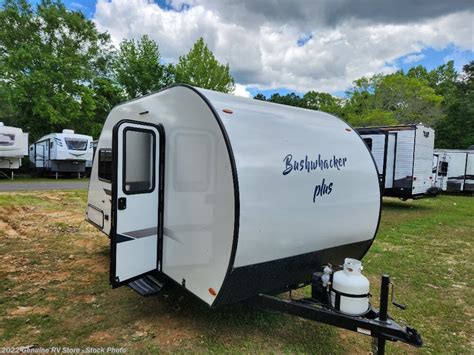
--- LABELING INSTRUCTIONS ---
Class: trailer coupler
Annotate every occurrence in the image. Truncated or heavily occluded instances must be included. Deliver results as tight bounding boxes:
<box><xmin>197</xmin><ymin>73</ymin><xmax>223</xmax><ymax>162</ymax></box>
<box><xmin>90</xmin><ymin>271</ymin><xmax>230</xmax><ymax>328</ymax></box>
<box><xmin>253</xmin><ymin>275</ymin><xmax>422</xmax><ymax>354</ymax></box>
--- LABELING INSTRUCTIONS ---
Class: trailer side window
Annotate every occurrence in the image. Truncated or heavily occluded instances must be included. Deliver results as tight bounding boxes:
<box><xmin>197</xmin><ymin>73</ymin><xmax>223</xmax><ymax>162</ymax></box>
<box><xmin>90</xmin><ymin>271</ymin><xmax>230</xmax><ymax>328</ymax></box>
<box><xmin>363</xmin><ymin>138</ymin><xmax>373</xmax><ymax>151</ymax></box>
<box><xmin>98</xmin><ymin>149</ymin><xmax>113</xmax><ymax>182</ymax></box>
<box><xmin>123</xmin><ymin>129</ymin><xmax>155</xmax><ymax>194</ymax></box>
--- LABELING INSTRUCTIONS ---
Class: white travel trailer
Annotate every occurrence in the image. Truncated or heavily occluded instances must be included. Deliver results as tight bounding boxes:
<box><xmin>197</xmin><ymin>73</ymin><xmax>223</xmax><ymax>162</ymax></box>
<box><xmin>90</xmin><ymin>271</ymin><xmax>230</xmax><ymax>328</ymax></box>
<box><xmin>433</xmin><ymin>149</ymin><xmax>474</xmax><ymax>193</ymax></box>
<box><xmin>432</xmin><ymin>152</ymin><xmax>450</xmax><ymax>191</ymax></box>
<box><xmin>356</xmin><ymin>124</ymin><xmax>436</xmax><ymax>199</ymax></box>
<box><xmin>29</xmin><ymin>129</ymin><xmax>93</xmax><ymax>177</ymax></box>
<box><xmin>0</xmin><ymin>122</ymin><xmax>29</xmax><ymax>179</ymax></box>
<box><xmin>86</xmin><ymin>85</ymin><xmax>423</xmax><ymax>351</ymax></box>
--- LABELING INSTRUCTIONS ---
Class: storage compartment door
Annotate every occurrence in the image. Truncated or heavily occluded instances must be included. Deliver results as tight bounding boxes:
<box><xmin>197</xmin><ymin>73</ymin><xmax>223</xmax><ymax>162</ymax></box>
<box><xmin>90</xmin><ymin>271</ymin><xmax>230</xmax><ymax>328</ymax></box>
<box><xmin>111</xmin><ymin>121</ymin><xmax>164</xmax><ymax>286</ymax></box>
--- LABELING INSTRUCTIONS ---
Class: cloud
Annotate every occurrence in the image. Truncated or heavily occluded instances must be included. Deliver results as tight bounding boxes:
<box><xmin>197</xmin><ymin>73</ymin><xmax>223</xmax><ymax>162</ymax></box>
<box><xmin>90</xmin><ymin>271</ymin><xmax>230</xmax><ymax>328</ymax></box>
<box><xmin>70</xmin><ymin>2</ymin><xmax>86</xmax><ymax>10</ymax></box>
<box><xmin>94</xmin><ymin>0</ymin><xmax>474</xmax><ymax>93</ymax></box>
<box><xmin>233</xmin><ymin>84</ymin><xmax>251</xmax><ymax>98</ymax></box>
<box><xmin>402</xmin><ymin>53</ymin><xmax>426</xmax><ymax>64</ymax></box>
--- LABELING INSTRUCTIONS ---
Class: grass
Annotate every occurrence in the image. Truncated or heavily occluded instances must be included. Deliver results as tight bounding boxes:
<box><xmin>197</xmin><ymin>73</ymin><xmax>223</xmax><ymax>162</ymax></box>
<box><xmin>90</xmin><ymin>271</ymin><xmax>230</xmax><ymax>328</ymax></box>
<box><xmin>0</xmin><ymin>191</ymin><xmax>472</xmax><ymax>353</ymax></box>
<box><xmin>0</xmin><ymin>175</ymin><xmax>89</xmax><ymax>184</ymax></box>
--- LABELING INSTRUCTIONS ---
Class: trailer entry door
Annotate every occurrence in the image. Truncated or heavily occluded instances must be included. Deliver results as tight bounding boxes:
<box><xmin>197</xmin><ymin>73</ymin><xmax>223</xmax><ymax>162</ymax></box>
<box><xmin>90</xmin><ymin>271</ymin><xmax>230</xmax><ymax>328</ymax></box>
<box><xmin>111</xmin><ymin>121</ymin><xmax>164</xmax><ymax>286</ymax></box>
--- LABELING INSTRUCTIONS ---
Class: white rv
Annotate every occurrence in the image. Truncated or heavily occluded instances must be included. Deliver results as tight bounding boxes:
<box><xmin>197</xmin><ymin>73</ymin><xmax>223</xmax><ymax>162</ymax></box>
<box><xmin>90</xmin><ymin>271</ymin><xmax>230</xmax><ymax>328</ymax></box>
<box><xmin>86</xmin><ymin>85</ymin><xmax>381</xmax><ymax>306</ymax></box>
<box><xmin>0</xmin><ymin>122</ymin><xmax>29</xmax><ymax>179</ymax></box>
<box><xmin>432</xmin><ymin>152</ymin><xmax>450</xmax><ymax>192</ymax></box>
<box><xmin>433</xmin><ymin>149</ymin><xmax>474</xmax><ymax>193</ymax></box>
<box><xmin>356</xmin><ymin>124</ymin><xmax>436</xmax><ymax>199</ymax></box>
<box><xmin>84</xmin><ymin>86</ymin><xmax>426</xmax><ymax>351</ymax></box>
<box><xmin>29</xmin><ymin>129</ymin><xmax>93</xmax><ymax>177</ymax></box>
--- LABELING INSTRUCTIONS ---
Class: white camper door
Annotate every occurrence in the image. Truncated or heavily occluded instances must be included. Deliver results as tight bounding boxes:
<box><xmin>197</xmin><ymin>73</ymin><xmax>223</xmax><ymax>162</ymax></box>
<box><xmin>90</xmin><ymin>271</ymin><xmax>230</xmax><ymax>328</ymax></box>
<box><xmin>385</xmin><ymin>134</ymin><xmax>396</xmax><ymax>188</ymax></box>
<box><xmin>111</xmin><ymin>121</ymin><xmax>164</xmax><ymax>286</ymax></box>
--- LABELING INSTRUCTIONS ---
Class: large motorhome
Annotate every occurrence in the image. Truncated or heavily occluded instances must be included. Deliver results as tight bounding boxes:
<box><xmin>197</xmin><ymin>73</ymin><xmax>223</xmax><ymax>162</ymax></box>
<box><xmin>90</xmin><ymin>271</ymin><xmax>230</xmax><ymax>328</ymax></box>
<box><xmin>357</xmin><ymin>124</ymin><xmax>435</xmax><ymax>199</ymax></box>
<box><xmin>0</xmin><ymin>122</ymin><xmax>29</xmax><ymax>179</ymax></box>
<box><xmin>29</xmin><ymin>129</ymin><xmax>93</xmax><ymax>177</ymax></box>
<box><xmin>433</xmin><ymin>149</ymin><xmax>474</xmax><ymax>193</ymax></box>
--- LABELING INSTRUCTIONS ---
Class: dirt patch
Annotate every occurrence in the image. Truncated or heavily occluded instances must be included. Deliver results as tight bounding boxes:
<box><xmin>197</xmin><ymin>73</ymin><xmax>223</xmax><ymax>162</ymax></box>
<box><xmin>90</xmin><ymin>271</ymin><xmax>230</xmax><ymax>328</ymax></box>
<box><xmin>7</xmin><ymin>306</ymin><xmax>50</xmax><ymax>316</ymax></box>
<box><xmin>88</xmin><ymin>330</ymin><xmax>115</xmax><ymax>344</ymax></box>
<box><xmin>75</xmin><ymin>295</ymin><xmax>97</xmax><ymax>304</ymax></box>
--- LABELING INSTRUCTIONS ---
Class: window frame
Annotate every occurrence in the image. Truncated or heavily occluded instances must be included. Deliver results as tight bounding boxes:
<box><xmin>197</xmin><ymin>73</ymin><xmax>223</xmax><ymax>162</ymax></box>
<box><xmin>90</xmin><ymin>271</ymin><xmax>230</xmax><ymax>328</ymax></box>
<box><xmin>363</xmin><ymin>138</ymin><xmax>373</xmax><ymax>151</ymax></box>
<box><xmin>64</xmin><ymin>137</ymin><xmax>88</xmax><ymax>151</ymax></box>
<box><xmin>122</xmin><ymin>127</ymin><xmax>156</xmax><ymax>195</ymax></box>
<box><xmin>98</xmin><ymin>148</ymin><xmax>113</xmax><ymax>183</ymax></box>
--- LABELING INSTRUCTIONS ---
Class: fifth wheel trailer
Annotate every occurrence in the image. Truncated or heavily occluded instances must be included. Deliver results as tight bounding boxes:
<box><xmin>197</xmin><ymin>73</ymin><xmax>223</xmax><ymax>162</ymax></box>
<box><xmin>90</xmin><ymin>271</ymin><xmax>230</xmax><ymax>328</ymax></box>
<box><xmin>433</xmin><ymin>149</ymin><xmax>474</xmax><ymax>193</ymax></box>
<box><xmin>0</xmin><ymin>122</ymin><xmax>28</xmax><ymax>179</ymax></box>
<box><xmin>86</xmin><ymin>85</ymin><xmax>422</xmax><ymax>352</ymax></box>
<box><xmin>356</xmin><ymin>124</ymin><xmax>435</xmax><ymax>199</ymax></box>
<box><xmin>29</xmin><ymin>129</ymin><xmax>93</xmax><ymax>177</ymax></box>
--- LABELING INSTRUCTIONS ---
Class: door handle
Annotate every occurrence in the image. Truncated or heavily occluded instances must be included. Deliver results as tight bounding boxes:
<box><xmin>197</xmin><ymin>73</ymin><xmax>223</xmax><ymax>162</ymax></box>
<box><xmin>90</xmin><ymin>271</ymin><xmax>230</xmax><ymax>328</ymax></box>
<box><xmin>118</xmin><ymin>197</ymin><xmax>127</xmax><ymax>210</ymax></box>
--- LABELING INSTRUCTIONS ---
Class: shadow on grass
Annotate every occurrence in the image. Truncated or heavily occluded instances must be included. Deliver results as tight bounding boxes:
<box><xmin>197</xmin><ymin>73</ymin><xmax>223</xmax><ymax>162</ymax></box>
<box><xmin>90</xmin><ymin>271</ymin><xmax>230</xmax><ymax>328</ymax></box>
<box><xmin>382</xmin><ymin>199</ymin><xmax>432</xmax><ymax>211</ymax></box>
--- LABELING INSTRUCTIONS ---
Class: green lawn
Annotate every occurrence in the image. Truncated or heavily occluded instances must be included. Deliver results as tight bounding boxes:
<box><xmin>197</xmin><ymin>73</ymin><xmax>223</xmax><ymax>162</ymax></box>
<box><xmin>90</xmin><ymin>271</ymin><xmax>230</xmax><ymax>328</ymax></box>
<box><xmin>0</xmin><ymin>175</ymin><xmax>89</xmax><ymax>184</ymax></box>
<box><xmin>0</xmin><ymin>192</ymin><xmax>472</xmax><ymax>354</ymax></box>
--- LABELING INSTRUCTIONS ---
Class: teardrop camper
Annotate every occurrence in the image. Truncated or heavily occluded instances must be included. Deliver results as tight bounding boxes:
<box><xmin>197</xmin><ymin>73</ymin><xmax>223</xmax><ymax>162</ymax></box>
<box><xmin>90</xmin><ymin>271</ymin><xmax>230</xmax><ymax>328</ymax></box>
<box><xmin>86</xmin><ymin>84</ymin><xmax>381</xmax><ymax>306</ymax></box>
<box><xmin>86</xmin><ymin>85</ymin><xmax>424</xmax><ymax>351</ymax></box>
<box><xmin>0</xmin><ymin>122</ymin><xmax>29</xmax><ymax>179</ymax></box>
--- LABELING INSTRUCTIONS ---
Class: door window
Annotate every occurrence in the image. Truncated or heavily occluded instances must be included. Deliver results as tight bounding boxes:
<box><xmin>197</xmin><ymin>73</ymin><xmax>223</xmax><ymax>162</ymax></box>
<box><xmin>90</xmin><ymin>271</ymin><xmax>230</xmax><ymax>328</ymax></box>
<box><xmin>123</xmin><ymin>128</ymin><xmax>155</xmax><ymax>194</ymax></box>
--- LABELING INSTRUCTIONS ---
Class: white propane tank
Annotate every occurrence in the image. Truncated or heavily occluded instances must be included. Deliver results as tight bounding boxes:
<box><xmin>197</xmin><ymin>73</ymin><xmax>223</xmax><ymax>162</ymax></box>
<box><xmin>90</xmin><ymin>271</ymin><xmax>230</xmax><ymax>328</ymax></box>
<box><xmin>331</xmin><ymin>258</ymin><xmax>370</xmax><ymax>315</ymax></box>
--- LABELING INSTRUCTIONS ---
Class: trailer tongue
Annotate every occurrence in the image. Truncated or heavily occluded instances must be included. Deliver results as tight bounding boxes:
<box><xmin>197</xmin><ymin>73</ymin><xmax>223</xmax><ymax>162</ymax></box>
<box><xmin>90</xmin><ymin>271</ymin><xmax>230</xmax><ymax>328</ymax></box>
<box><xmin>254</xmin><ymin>270</ymin><xmax>422</xmax><ymax>354</ymax></box>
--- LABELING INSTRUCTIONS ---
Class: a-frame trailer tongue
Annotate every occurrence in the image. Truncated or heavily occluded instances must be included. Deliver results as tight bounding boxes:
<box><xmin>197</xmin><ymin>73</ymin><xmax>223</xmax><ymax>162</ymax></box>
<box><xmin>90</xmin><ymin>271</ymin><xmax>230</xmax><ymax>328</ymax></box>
<box><xmin>110</xmin><ymin>120</ymin><xmax>165</xmax><ymax>292</ymax></box>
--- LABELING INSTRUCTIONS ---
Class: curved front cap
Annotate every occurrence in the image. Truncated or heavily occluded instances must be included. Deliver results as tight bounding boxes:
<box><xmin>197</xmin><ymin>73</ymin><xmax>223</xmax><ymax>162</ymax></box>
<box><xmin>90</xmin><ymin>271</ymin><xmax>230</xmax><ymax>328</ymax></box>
<box><xmin>197</xmin><ymin>88</ymin><xmax>381</xmax><ymax>306</ymax></box>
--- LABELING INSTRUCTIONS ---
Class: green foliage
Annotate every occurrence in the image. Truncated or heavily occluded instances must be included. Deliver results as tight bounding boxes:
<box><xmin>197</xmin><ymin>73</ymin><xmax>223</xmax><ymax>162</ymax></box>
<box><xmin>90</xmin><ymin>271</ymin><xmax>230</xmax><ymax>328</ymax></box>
<box><xmin>303</xmin><ymin>91</ymin><xmax>342</xmax><ymax>116</ymax></box>
<box><xmin>113</xmin><ymin>35</ymin><xmax>172</xmax><ymax>99</ymax></box>
<box><xmin>0</xmin><ymin>0</ymin><xmax>114</xmax><ymax>140</ymax></box>
<box><xmin>267</xmin><ymin>92</ymin><xmax>306</xmax><ymax>108</ymax></box>
<box><xmin>344</xmin><ymin>72</ymin><xmax>444</xmax><ymax>126</ymax></box>
<box><xmin>345</xmin><ymin>109</ymin><xmax>397</xmax><ymax>127</ymax></box>
<box><xmin>435</xmin><ymin>61</ymin><xmax>474</xmax><ymax>149</ymax></box>
<box><xmin>174</xmin><ymin>38</ymin><xmax>234</xmax><ymax>93</ymax></box>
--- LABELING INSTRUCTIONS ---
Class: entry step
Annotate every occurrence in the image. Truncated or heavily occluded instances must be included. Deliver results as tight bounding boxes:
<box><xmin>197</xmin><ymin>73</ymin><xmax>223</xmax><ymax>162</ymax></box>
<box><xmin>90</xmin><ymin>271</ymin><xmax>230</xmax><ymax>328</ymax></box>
<box><xmin>128</xmin><ymin>274</ymin><xmax>163</xmax><ymax>296</ymax></box>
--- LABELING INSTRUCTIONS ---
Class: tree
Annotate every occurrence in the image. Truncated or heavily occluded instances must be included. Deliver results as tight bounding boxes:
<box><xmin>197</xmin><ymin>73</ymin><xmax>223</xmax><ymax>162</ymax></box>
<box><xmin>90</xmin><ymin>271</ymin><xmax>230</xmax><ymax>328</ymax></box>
<box><xmin>435</xmin><ymin>61</ymin><xmax>474</xmax><ymax>148</ymax></box>
<box><xmin>113</xmin><ymin>35</ymin><xmax>172</xmax><ymax>99</ymax></box>
<box><xmin>343</xmin><ymin>73</ymin><xmax>443</xmax><ymax>127</ymax></box>
<box><xmin>253</xmin><ymin>93</ymin><xmax>267</xmax><ymax>101</ymax></box>
<box><xmin>267</xmin><ymin>92</ymin><xmax>306</xmax><ymax>108</ymax></box>
<box><xmin>0</xmin><ymin>0</ymin><xmax>113</xmax><ymax>140</ymax></box>
<box><xmin>303</xmin><ymin>91</ymin><xmax>342</xmax><ymax>115</ymax></box>
<box><xmin>373</xmin><ymin>73</ymin><xmax>443</xmax><ymax>125</ymax></box>
<box><xmin>174</xmin><ymin>38</ymin><xmax>234</xmax><ymax>93</ymax></box>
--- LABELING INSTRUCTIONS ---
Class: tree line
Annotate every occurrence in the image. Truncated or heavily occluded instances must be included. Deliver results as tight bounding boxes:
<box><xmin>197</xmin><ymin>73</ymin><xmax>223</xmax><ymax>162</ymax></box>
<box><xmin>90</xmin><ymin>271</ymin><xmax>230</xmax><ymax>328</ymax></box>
<box><xmin>1</xmin><ymin>0</ymin><xmax>472</xmax><ymax>149</ymax></box>
<box><xmin>0</xmin><ymin>0</ymin><xmax>234</xmax><ymax>140</ymax></box>
<box><xmin>256</xmin><ymin>62</ymin><xmax>473</xmax><ymax>149</ymax></box>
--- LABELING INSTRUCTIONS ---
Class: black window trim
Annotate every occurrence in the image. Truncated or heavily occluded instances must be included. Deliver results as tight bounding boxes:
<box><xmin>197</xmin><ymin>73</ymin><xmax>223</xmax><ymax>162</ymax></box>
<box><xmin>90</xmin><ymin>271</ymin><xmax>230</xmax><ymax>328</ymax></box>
<box><xmin>363</xmin><ymin>137</ymin><xmax>373</xmax><ymax>151</ymax></box>
<box><xmin>98</xmin><ymin>148</ymin><xmax>113</xmax><ymax>183</ymax></box>
<box><xmin>122</xmin><ymin>126</ymin><xmax>157</xmax><ymax>195</ymax></box>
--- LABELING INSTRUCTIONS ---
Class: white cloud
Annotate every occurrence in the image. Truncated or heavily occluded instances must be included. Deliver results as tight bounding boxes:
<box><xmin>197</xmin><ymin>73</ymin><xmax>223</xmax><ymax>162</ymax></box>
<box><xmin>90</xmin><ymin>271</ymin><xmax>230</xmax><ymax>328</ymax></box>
<box><xmin>233</xmin><ymin>84</ymin><xmax>251</xmax><ymax>98</ymax></box>
<box><xmin>403</xmin><ymin>53</ymin><xmax>425</xmax><ymax>64</ymax></box>
<box><xmin>93</xmin><ymin>0</ymin><xmax>474</xmax><ymax>93</ymax></box>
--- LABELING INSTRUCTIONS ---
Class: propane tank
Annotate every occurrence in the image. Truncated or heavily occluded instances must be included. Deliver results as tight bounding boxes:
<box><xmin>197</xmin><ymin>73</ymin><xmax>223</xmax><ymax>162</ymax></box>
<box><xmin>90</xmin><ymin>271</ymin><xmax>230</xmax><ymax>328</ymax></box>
<box><xmin>331</xmin><ymin>258</ymin><xmax>370</xmax><ymax>315</ymax></box>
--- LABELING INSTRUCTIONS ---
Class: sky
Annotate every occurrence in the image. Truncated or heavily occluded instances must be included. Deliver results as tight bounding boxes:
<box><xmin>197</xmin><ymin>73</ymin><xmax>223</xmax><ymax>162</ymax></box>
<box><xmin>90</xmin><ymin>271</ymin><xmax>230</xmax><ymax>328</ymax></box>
<box><xmin>30</xmin><ymin>0</ymin><xmax>474</xmax><ymax>98</ymax></box>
